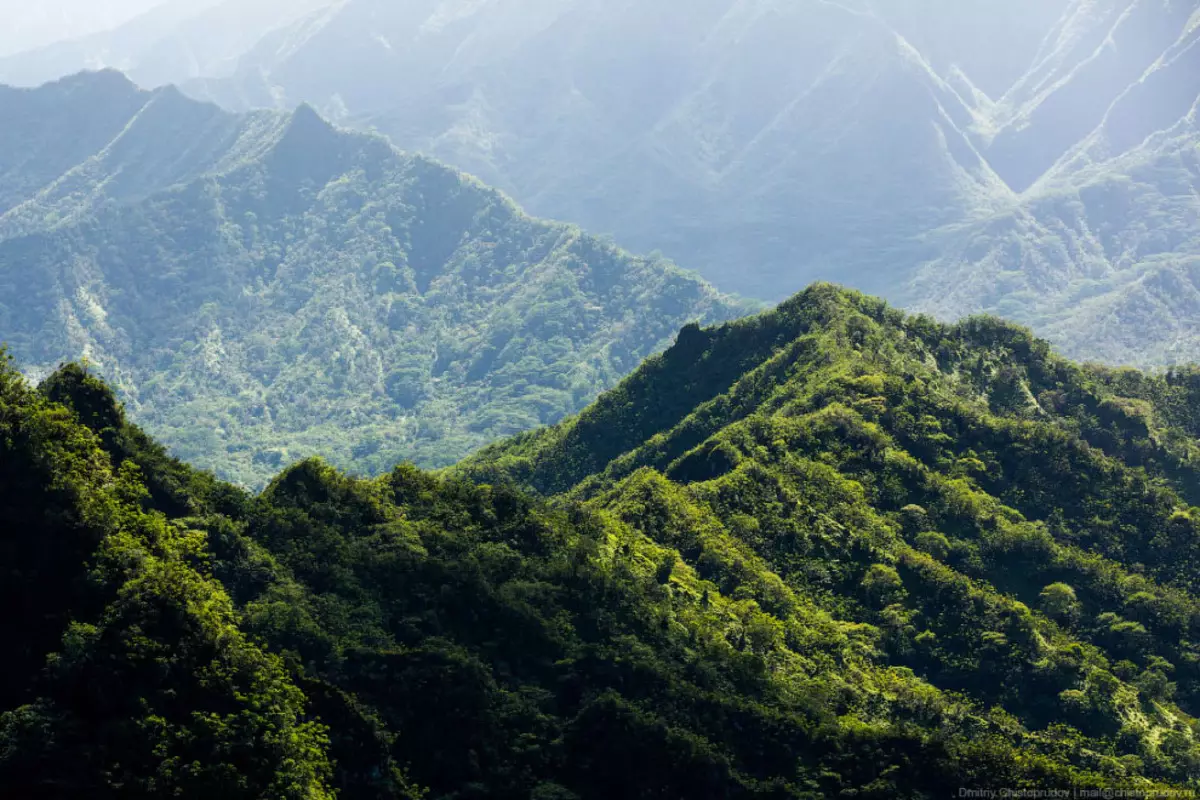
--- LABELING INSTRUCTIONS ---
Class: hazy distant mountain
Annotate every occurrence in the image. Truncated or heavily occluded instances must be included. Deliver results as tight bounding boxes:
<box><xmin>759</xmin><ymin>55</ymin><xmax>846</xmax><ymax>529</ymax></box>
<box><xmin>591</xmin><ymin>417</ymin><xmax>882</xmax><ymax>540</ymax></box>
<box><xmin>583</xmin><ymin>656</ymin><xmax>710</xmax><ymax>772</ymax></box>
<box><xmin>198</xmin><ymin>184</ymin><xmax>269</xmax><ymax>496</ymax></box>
<box><xmin>0</xmin><ymin>0</ymin><xmax>329</xmax><ymax>87</ymax></box>
<box><xmin>2</xmin><ymin>0</ymin><xmax>1198</xmax><ymax>364</ymax></box>
<box><xmin>0</xmin><ymin>0</ymin><xmax>170</xmax><ymax>57</ymax></box>
<box><xmin>911</xmin><ymin>0</ymin><xmax>1200</xmax><ymax>365</ymax></box>
<box><xmin>183</xmin><ymin>0</ymin><xmax>1055</xmax><ymax>303</ymax></box>
<box><xmin>0</xmin><ymin>71</ymin><xmax>752</xmax><ymax>486</ymax></box>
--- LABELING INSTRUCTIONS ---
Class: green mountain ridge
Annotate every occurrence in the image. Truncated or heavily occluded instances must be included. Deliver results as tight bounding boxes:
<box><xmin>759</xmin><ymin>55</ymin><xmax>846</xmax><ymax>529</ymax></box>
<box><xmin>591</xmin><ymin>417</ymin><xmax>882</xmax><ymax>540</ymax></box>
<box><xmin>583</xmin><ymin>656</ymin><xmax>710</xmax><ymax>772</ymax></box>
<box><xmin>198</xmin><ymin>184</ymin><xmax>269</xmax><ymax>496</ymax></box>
<box><xmin>5</xmin><ymin>283</ymin><xmax>1200</xmax><ymax>797</ymax></box>
<box><xmin>0</xmin><ymin>70</ymin><xmax>753</xmax><ymax>487</ymax></box>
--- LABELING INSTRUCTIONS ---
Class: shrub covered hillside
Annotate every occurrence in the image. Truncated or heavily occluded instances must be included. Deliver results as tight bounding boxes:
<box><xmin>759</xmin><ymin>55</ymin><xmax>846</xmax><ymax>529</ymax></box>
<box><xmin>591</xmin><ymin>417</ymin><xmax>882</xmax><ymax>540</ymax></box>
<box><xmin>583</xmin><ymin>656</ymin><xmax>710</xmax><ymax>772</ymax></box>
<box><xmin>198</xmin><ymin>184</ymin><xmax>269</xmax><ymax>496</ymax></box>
<box><xmin>0</xmin><ymin>71</ymin><xmax>753</xmax><ymax>488</ymax></box>
<box><xmin>0</xmin><ymin>356</ymin><xmax>338</xmax><ymax>798</ymax></box>
<box><xmin>465</xmin><ymin>283</ymin><xmax>1200</xmax><ymax>788</ymax></box>
<box><xmin>5</xmin><ymin>283</ymin><xmax>1200</xmax><ymax>797</ymax></box>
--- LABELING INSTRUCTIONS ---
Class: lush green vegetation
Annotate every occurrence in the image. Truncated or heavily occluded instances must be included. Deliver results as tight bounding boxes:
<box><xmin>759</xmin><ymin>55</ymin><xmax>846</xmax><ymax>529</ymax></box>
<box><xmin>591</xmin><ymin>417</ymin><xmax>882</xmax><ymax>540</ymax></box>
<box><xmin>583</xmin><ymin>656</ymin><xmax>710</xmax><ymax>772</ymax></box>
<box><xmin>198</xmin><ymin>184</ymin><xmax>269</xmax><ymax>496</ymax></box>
<box><xmin>0</xmin><ymin>71</ymin><xmax>752</xmax><ymax>488</ymax></box>
<box><xmin>465</xmin><ymin>283</ymin><xmax>1200</xmax><ymax>787</ymax></box>
<box><xmin>0</xmin><ymin>356</ymin><xmax>335</xmax><ymax>798</ymax></box>
<box><xmin>6</xmin><ymin>283</ymin><xmax>1200</xmax><ymax>796</ymax></box>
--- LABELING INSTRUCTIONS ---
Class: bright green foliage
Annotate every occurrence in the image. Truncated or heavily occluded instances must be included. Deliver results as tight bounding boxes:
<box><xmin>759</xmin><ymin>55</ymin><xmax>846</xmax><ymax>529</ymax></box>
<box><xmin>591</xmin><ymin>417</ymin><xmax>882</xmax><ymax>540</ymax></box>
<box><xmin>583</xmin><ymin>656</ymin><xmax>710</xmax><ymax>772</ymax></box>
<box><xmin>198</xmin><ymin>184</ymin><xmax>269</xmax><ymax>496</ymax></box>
<box><xmin>7</xmin><ymin>282</ymin><xmax>1200</xmax><ymax>795</ymax></box>
<box><xmin>0</xmin><ymin>72</ymin><xmax>753</xmax><ymax>488</ymax></box>
<box><xmin>0</xmin><ymin>350</ymin><xmax>335</xmax><ymax>797</ymax></box>
<box><xmin>1040</xmin><ymin>584</ymin><xmax>1081</xmax><ymax>624</ymax></box>
<box><xmin>465</xmin><ymin>283</ymin><xmax>1200</xmax><ymax>789</ymax></box>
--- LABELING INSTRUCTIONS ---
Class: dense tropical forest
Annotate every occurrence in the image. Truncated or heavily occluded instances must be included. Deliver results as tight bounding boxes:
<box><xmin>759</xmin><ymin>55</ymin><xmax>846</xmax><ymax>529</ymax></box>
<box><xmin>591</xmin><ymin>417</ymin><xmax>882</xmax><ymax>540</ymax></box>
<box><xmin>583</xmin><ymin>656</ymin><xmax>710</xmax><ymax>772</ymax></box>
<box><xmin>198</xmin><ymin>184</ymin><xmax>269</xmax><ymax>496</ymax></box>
<box><xmin>6</xmin><ymin>284</ymin><xmax>1200</xmax><ymax>797</ymax></box>
<box><xmin>0</xmin><ymin>71</ymin><xmax>751</xmax><ymax>487</ymax></box>
<box><xmin>2</xmin><ymin>2</ymin><xmax>1198</xmax><ymax>796</ymax></box>
<box><xmin>3</xmin><ymin>0</ymin><xmax>1195</xmax><ymax>366</ymax></box>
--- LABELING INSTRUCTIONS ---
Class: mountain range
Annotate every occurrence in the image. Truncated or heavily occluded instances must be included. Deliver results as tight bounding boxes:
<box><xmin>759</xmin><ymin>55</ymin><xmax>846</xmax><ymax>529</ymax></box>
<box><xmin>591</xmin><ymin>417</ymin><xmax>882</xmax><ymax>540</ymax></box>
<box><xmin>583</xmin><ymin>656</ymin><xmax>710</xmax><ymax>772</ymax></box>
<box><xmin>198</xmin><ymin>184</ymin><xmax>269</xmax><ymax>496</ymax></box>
<box><xmin>2</xmin><ymin>0</ymin><xmax>1196</xmax><ymax>364</ymax></box>
<box><xmin>8</xmin><ymin>4</ymin><xmax>1200</xmax><ymax>797</ymax></box>
<box><xmin>5</xmin><ymin>284</ymin><xmax>1200</xmax><ymax>797</ymax></box>
<box><xmin>0</xmin><ymin>71</ymin><xmax>752</xmax><ymax>487</ymax></box>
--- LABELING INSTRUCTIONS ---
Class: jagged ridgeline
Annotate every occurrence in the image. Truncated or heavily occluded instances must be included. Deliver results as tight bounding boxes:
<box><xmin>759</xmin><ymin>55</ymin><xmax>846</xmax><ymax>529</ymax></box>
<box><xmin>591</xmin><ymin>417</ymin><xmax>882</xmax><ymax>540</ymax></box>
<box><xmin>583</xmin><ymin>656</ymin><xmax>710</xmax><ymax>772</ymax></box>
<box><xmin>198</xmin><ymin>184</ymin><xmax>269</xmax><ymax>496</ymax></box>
<box><xmin>6</xmin><ymin>284</ymin><xmax>1200</xmax><ymax>797</ymax></box>
<box><xmin>0</xmin><ymin>70</ymin><xmax>754</xmax><ymax>488</ymax></box>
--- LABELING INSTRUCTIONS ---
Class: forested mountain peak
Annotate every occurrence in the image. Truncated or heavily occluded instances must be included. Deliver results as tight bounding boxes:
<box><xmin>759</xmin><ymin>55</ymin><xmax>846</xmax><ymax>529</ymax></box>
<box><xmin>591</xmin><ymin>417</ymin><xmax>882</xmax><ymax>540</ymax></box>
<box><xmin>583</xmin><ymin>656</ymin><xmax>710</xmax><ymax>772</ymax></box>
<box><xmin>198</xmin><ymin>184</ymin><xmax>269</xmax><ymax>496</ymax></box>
<box><xmin>0</xmin><ymin>74</ymin><xmax>755</xmax><ymax>486</ymax></box>
<box><xmin>458</xmin><ymin>282</ymin><xmax>1200</xmax><ymax>787</ymax></box>
<box><xmin>468</xmin><ymin>281</ymin><xmax>1200</xmax><ymax>498</ymax></box>
<box><xmin>6</xmin><ymin>280</ymin><xmax>1200</xmax><ymax>795</ymax></box>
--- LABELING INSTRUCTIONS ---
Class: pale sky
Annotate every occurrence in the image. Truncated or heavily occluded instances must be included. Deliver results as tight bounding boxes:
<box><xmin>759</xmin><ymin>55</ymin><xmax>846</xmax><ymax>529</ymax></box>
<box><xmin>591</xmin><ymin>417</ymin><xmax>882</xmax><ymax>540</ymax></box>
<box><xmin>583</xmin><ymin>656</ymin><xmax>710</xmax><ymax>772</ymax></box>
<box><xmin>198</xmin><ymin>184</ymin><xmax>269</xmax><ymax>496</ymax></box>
<box><xmin>0</xmin><ymin>0</ymin><xmax>171</xmax><ymax>56</ymax></box>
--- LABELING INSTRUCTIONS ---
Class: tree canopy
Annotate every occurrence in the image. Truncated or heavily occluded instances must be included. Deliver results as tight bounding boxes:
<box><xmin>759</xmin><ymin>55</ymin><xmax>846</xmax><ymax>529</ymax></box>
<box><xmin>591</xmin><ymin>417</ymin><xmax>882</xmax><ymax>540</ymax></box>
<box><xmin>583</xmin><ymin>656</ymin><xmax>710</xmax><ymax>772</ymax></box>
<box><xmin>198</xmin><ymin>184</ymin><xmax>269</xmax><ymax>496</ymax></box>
<box><xmin>5</xmin><ymin>283</ymin><xmax>1200</xmax><ymax>795</ymax></box>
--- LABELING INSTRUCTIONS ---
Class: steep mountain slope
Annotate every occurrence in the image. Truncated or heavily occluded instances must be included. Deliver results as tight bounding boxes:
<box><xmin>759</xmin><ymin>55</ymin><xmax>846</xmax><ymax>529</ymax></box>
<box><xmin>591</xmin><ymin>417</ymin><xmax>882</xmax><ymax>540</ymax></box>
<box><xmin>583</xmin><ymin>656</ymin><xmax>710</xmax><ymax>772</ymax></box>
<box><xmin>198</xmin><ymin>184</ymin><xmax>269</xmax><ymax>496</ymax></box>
<box><xmin>911</xmin><ymin>0</ymin><xmax>1200</xmax><ymax>365</ymax></box>
<box><xmin>8</xmin><ymin>0</ymin><xmax>1194</xmax><ymax>365</ymax></box>
<box><xmin>0</xmin><ymin>72</ymin><xmax>752</xmax><ymax>487</ymax></box>
<box><xmin>6</xmin><ymin>284</ymin><xmax>1200</xmax><ymax>796</ymax></box>
<box><xmin>0</xmin><ymin>356</ymin><xmax>339</xmax><ymax>798</ymax></box>
<box><xmin>465</xmin><ymin>284</ymin><xmax>1200</xmax><ymax>786</ymax></box>
<box><xmin>183</xmin><ymin>0</ymin><xmax>1036</xmax><ymax>303</ymax></box>
<box><xmin>194</xmin><ymin>0</ymin><xmax>1200</xmax><ymax>366</ymax></box>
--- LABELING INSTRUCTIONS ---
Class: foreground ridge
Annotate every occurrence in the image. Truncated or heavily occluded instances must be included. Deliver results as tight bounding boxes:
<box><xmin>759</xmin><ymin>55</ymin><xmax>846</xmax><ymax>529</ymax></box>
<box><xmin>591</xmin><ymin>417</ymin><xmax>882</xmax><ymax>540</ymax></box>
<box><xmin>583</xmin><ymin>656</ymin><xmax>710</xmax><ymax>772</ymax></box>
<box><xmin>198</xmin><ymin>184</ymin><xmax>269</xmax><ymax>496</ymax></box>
<box><xmin>3</xmin><ymin>284</ymin><xmax>1200</xmax><ymax>796</ymax></box>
